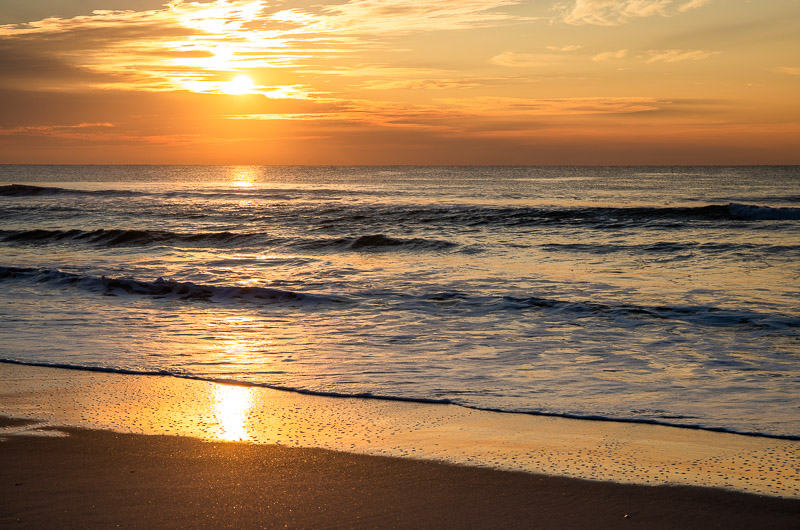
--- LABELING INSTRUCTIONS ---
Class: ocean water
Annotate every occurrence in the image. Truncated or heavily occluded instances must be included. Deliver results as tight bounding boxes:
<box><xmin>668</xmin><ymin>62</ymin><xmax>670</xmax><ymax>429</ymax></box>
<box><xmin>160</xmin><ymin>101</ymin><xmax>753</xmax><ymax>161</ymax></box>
<box><xmin>1</xmin><ymin>165</ymin><xmax>798</xmax><ymax>438</ymax></box>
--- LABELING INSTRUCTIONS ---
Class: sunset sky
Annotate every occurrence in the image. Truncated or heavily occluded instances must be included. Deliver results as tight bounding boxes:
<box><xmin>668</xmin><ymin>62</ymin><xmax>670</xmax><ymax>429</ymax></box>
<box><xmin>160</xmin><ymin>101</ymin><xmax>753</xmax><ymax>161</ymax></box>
<box><xmin>0</xmin><ymin>0</ymin><xmax>798</xmax><ymax>164</ymax></box>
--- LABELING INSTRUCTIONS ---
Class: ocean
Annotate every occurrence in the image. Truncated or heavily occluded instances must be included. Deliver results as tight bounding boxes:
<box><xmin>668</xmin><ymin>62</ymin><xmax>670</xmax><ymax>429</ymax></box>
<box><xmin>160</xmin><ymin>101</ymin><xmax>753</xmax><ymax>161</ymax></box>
<box><xmin>1</xmin><ymin>165</ymin><xmax>798</xmax><ymax>438</ymax></box>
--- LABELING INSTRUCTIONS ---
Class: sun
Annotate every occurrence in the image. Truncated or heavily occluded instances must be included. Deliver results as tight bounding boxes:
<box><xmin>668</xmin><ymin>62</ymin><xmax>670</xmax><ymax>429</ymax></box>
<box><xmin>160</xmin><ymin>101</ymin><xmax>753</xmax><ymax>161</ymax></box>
<box><xmin>223</xmin><ymin>75</ymin><xmax>256</xmax><ymax>95</ymax></box>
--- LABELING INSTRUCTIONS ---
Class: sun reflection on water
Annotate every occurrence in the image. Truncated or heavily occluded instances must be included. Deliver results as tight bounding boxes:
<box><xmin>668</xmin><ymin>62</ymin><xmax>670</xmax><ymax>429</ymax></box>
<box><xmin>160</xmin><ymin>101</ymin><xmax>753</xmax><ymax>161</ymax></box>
<box><xmin>229</xmin><ymin>166</ymin><xmax>258</xmax><ymax>188</ymax></box>
<box><xmin>213</xmin><ymin>385</ymin><xmax>255</xmax><ymax>441</ymax></box>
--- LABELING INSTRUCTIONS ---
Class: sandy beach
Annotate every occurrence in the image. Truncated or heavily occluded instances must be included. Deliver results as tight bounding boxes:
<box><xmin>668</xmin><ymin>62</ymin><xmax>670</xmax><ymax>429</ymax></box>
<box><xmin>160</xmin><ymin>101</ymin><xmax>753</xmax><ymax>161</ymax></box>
<box><xmin>2</xmin><ymin>363</ymin><xmax>799</xmax><ymax>528</ymax></box>
<box><xmin>1</xmin><ymin>419</ymin><xmax>798</xmax><ymax>529</ymax></box>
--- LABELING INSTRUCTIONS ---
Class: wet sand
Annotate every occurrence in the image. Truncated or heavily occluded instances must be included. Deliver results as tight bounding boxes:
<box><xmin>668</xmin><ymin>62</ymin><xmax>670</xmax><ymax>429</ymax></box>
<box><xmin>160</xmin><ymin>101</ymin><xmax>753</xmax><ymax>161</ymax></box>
<box><xmin>1</xmin><ymin>363</ymin><xmax>799</xmax><ymax>528</ymax></box>
<box><xmin>2</xmin><ymin>420</ymin><xmax>799</xmax><ymax>529</ymax></box>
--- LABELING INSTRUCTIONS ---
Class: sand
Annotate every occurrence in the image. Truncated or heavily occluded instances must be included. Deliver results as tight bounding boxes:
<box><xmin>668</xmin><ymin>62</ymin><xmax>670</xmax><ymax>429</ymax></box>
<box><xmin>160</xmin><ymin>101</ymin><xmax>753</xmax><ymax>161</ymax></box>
<box><xmin>2</xmin><ymin>420</ymin><xmax>799</xmax><ymax>529</ymax></box>
<box><xmin>1</xmin><ymin>363</ymin><xmax>799</xmax><ymax>528</ymax></box>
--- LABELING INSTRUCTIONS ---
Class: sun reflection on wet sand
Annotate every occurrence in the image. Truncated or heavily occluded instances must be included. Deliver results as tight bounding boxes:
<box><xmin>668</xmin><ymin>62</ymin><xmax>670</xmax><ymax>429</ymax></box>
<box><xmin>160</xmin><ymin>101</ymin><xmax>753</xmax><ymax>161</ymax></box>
<box><xmin>213</xmin><ymin>385</ymin><xmax>255</xmax><ymax>441</ymax></box>
<box><xmin>2</xmin><ymin>363</ymin><xmax>799</xmax><ymax>498</ymax></box>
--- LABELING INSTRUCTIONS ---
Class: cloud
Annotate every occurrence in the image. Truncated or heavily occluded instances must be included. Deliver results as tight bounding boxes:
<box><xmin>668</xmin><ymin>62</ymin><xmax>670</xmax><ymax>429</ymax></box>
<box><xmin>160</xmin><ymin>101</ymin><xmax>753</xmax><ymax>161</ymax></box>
<box><xmin>644</xmin><ymin>49</ymin><xmax>718</xmax><ymax>63</ymax></box>
<box><xmin>438</xmin><ymin>96</ymin><xmax>665</xmax><ymax>116</ymax></box>
<box><xmin>778</xmin><ymin>66</ymin><xmax>800</xmax><ymax>76</ymax></box>
<box><xmin>316</xmin><ymin>0</ymin><xmax>529</xmax><ymax>35</ymax></box>
<box><xmin>490</xmin><ymin>51</ymin><xmax>561</xmax><ymax>68</ymax></box>
<box><xmin>359</xmin><ymin>76</ymin><xmax>531</xmax><ymax>90</ymax></box>
<box><xmin>0</xmin><ymin>1</ymin><xmax>300</xmax><ymax>93</ymax></box>
<box><xmin>0</xmin><ymin>0</ymin><xmax>531</xmax><ymax>97</ymax></box>
<box><xmin>0</xmin><ymin>122</ymin><xmax>116</xmax><ymax>136</ymax></box>
<box><xmin>0</xmin><ymin>121</ymin><xmax>198</xmax><ymax>145</ymax></box>
<box><xmin>227</xmin><ymin>98</ymin><xmax>465</xmax><ymax>132</ymax></box>
<box><xmin>225</xmin><ymin>95</ymin><xmax>667</xmax><ymax>139</ymax></box>
<box><xmin>677</xmin><ymin>0</ymin><xmax>711</xmax><ymax>12</ymax></box>
<box><xmin>561</xmin><ymin>0</ymin><xmax>710</xmax><ymax>25</ymax></box>
<box><xmin>593</xmin><ymin>49</ymin><xmax>628</xmax><ymax>61</ymax></box>
<box><xmin>546</xmin><ymin>45</ymin><xmax>582</xmax><ymax>52</ymax></box>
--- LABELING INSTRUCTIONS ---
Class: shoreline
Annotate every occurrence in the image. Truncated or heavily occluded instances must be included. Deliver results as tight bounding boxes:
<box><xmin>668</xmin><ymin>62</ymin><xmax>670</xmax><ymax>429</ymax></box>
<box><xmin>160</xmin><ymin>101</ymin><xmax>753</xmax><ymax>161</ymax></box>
<box><xmin>2</xmin><ymin>420</ymin><xmax>799</xmax><ymax>529</ymax></box>
<box><xmin>3</xmin><ymin>358</ymin><xmax>797</xmax><ymax>441</ymax></box>
<box><xmin>2</xmin><ymin>362</ymin><xmax>799</xmax><ymax>500</ymax></box>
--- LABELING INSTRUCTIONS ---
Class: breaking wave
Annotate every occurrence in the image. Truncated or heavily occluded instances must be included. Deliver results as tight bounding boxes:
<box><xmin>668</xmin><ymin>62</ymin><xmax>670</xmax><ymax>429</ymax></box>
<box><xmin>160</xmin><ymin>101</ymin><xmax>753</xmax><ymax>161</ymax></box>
<box><xmin>2</xmin><ymin>266</ymin><xmax>795</xmax><ymax>332</ymax></box>
<box><xmin>0</xmin><ymin>184</ymin><xmax>143</xmax><ymax>197</ymax></box>
<box><xmin>0</xmin><ymin>228</ymin><xmax>457</xmax><ymax>252</ymax></box>
<box><xmin>0</xmin><ymin>266</ymin><xmax>346</xmax><ymax>306</ymax></box>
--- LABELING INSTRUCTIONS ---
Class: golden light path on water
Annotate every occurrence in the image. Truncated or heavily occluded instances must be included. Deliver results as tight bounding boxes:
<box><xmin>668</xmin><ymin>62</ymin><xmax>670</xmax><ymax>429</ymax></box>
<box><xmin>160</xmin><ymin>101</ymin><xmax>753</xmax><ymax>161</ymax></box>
<box><xmin>229</xmin><ymin>166</ymin><xmax>258</xmax><ymax>187</ymax></box>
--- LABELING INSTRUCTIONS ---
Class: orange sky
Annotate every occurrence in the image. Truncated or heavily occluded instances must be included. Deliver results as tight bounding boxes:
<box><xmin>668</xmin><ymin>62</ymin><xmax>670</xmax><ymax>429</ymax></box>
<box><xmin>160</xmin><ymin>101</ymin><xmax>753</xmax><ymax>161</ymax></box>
<box><xmin>0</xmin><ymin>0</ymin><xmax>798</xmax><ymax>164</ymax></box>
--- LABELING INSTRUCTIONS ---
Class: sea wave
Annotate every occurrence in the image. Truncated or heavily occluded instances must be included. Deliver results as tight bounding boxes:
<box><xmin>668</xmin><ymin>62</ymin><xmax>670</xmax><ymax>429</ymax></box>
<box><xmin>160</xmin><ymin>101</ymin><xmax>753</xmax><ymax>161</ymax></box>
<box><xmin>0</xmin><ymin>183</ymin><xmax>376</xmax><ymax>201</ymax></box>
<box><xmin>0</xmin><ymin>228</ymin><xmax>457</xmax><ymax>252</ymax></box>
<box><xmin>299</xmin><ymin>233</ymin><xmax>458</xmax><ymax>251</ymax></box>
<box><xmin>6</xmin><ymin>184</ymin><xmax>799</xmax><ymax>225</ymax></box>
<box><xmin>1</xmin><ymin>358</ymin><xmax>797</xmax><ymax>440</ymax></box>
<box><xmin>727</xmin><ymin>202</ymin><xmax>800</xmax><ymax>220</ymax></box>
<box><xmin>12</xmin><ymin>266</ymin><xmax>797</xmax><ymax>333</ymax></box>
<box><xmin>1</xmin><ymin>266</ymin><xmax>796</xmax><ymax>331</ymax></box>
<box><xmin>496</xmin><ymin>295</ymin><xmax>800</xmax><ymax>331</ymax></box>
<box><xmin>0</xmin><ymin>266</ymin><xmax>346</xmax><ymax>306</ymax></box>
<box><xmin>306</xmin><ymin>203</ymin><xmax>800</xmax><ymax>231</ymax></box>
<box><xmin>0</xmin><ymin>228</ymin><xmax>256</xmax><ymax>247</ymax></box>
<box><xmin>0</xmin><ymin>184</ymin><xmax>142</xmax><ymax>197</ymax></box>
<box><xmin>541</xmin><ymin>241</ymin><xmax>800</xmax><ymax>256</ymax></box>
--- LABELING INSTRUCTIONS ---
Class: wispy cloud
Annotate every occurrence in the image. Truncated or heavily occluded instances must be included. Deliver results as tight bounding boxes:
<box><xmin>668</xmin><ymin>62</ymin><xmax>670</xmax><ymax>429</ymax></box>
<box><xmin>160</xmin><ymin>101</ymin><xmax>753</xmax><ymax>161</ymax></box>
<box><xmin>227</xmin><ymin>98</ymin><xmax>464</xmax><ymax>132</ymax></box>
<box><xmin>677</xmin><ymin>0</ymin><xmax>711</xmax><ymax>13</ymax></box>
<box><xmin>561</xmin><ymin>0</ymin><xmax>710</xmax><ymax>25</ymax></box>
<box><xmin>547</xmin><ymin>44</ymin><xmax>583</xmax><ymax>52</ymax></box>
<box><xmin>490</xmin><ymin>51</ymin><xmax>562</xmax><ymax>68</ymax></box>
<box><xmin>644</xmin><ymin>49</ymin><xmax>718</xmax><ymax>63</ymax></box>
<box><xmin>0</xmin><ymin>122</ymin><xmax>116</xmax><ymax>136</ymax></box>
<box><xmin>359</xmin><ymin>76</ymin><xmax>530</xmax><ymax>90</ymax></box>
<box><xmin>315</xmin><ymin>0</ymin><xmax>529</xmax><ymax>35</ymax></box>
<box><xmin>593</xmin><ymin>49</ymin><xmax>628</xmax><ymax>61</ymax></box>
<box><xmin>0</xmin><ymin>121</ymin><xmax>201</xmax><ymax>145</ymax></box>
<box><xmin>778</xmin><ymin>66</ymin><xmax>800</xmax><ymax>76</ymax></box>
<box><xmin>225</xmin><ymin>96</ymin><xmax>667</xmax><ymax>139</ymax></box>
<box><xmin>439</xmin><ymin>96</ymin><xmax>664</xmax><ymax>116</ymax></box>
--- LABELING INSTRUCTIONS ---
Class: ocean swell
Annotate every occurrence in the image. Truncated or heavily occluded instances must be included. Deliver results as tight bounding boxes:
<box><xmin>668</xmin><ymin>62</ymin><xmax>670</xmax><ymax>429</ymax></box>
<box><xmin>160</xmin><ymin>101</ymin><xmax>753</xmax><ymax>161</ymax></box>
<box><xmin>727</xmin><ymin>202</ymin><xmax>800</xmax><ymax>220</ymax></box>
<box><xmin>1</xmin><ymin>266</ymin><xmax>796</xmax><ymax>331</ymax></box>
<box><xmin>311</xmin><ymin>203</ymin><xmax>800</xmax><ymax>231</ymax></box>
<box><xmin>0</xmin><ymin>266</ymin><xmax>345</xmax><ymax>306</ymax></box>
<box><xmin>0</xmin><ymin>228</ymin><xmax>458</xmax><ymax>253</ymax></box>
<box><xmin>0</xmin><ymin>184</ymin><xmax>143</xmax><ymax>197</ymax></box>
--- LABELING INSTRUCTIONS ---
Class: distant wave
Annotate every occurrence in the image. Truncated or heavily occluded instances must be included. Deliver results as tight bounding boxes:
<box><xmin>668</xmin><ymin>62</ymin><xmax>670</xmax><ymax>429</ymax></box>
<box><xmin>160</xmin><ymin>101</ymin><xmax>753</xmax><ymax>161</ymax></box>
<box><xmin>0</xmin><ymin>183</ymin><xmax>376</xmax><ymax>201</ymax></box>
<box><xmin>0</xmin><ymin>228</ymin><xmax>257</xmax><ymax>247</ymax></box>
<box><xmin>1</xmin><ymin>266</ymin><xmax>796</xmax><ymax>331</ymax></box>
<box><xmin>0</xmin><ymin>267</ymin><xmax>346</xmax><ymax>306</ymax></box>
<box><xmin>0</xmin><ymin>184</ymin><xmax>143</xmax><ymax>197</ymax></box>
<box><xmin>541</xmin><ymin>241</ymin><xmax>800</xmax><ymax>256</ymax></box>
<box><xmin>6</xmin><ymin>184</ymin><xmax>799</xmax><ymax>225</ymax></box>
<box><xmin>496</xmin><ymin>295</ymin><xmax>800</xmax><ymax>332</ymax></box>
<box><xmin>300</xmin><ymin>233</ymin><xmax>458</xmax><ymax>251</ymax></box>
<box><xmin>2</xmin><ymin>358</ymin><xmax>797</xmax><ymax>441</ymax></box>
<box><xmin>727</xmin><ymin>202</ymin><xmax>800</xmax><ymax>220</ymax></box>
<box><xmin>307</xmin><ymin>203</ymin><xmax>800</xmax><ymax>231</ymax></box>
<box><xmin>0</xmin><ymin>228</ymin><xmax>457</xmax><ymax>252</ymax></box>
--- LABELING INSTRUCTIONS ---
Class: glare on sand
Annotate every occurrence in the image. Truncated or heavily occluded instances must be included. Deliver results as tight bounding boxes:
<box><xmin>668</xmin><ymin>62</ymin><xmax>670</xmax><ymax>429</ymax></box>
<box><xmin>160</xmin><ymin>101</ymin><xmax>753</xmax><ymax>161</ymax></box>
<box><xmin>213</xmin><ymin>385</ymin><xmax>255</xmax><ymax>441</ymax></box>
<box><xmin>2</xmin><ymin>363</ymin><xmax>798</xmax><ymax>498</ymax></box>
<box><xmin>224</xmin><ymin>75</ymin><xmax>256</xmax><ymax>95</ymax></box>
